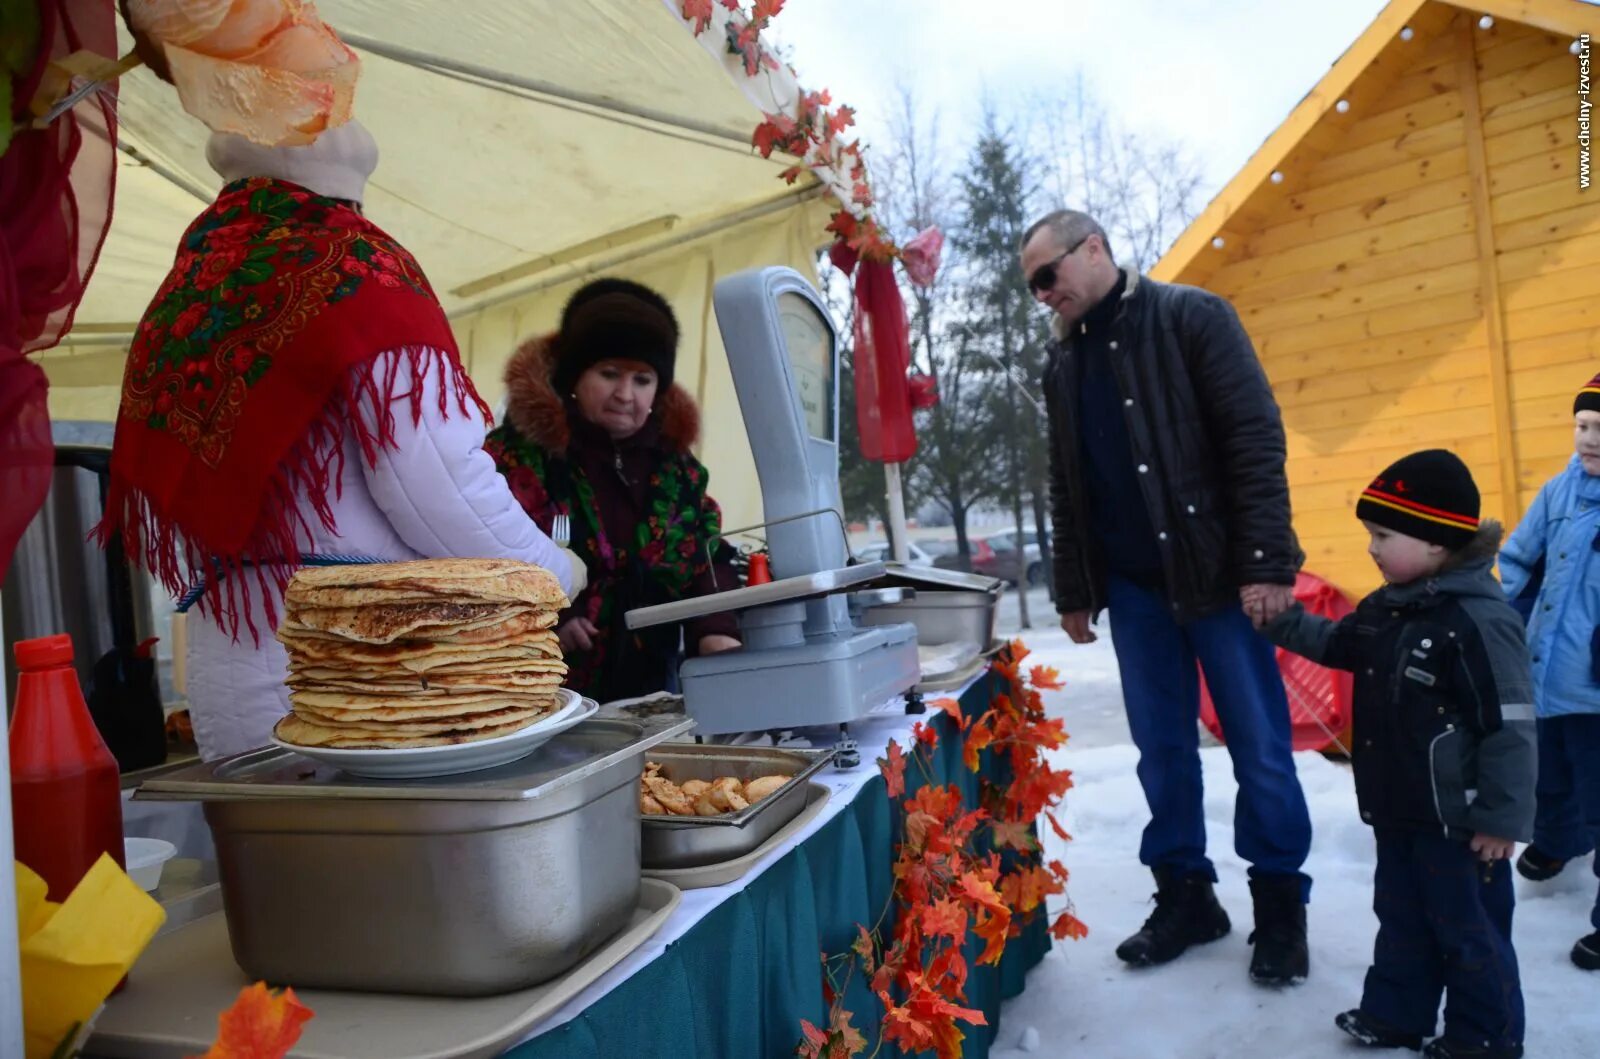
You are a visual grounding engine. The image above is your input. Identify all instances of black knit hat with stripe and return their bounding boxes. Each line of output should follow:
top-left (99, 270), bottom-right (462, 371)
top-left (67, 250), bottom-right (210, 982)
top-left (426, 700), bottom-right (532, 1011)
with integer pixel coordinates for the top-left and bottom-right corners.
top-left (1356, 449), bottom-right (1480, 550)
top-left (1574, 371), bottom-right (1600, 416)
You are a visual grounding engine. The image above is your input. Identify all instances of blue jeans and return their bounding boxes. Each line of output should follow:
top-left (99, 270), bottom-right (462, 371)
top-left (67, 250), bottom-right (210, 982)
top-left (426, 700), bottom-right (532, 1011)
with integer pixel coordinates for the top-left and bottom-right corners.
top-left (1531, 714), bottom-right (1600, 929)
top-left (1362, 830), bottom-right (1523, 1049)
top-left (1105, 576), bottom-right (1313, 896)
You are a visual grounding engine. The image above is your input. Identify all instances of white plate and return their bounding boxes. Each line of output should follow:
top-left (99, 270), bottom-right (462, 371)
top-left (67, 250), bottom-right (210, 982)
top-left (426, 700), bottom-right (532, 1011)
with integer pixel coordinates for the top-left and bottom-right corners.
top-left (270, 689), bottom-right (597, 779)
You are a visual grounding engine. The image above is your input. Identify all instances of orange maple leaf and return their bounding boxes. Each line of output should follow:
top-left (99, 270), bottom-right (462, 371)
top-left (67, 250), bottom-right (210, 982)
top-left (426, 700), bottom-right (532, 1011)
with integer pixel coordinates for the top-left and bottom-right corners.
top-left (988, 819), bottom-right (1036, 853)
top-left (972, 906), bottom-right (1012, 965)
top-left (962, 718), bottom-right (994, 773)
top-left (798, 1018), bottom-right (829, 1059)
top-left (903, 810), bottom-right (939, 854)
top-left (827, 1005), bottom-right (869, 1057)
top-left (193, 982), bottom-right (313, 1059)
top-left (1051, 911), bottom-right (1090, 941)
top-left (934, 697), bottom-right (964, 725)
top-left (921, 896), bottom-right (969, 940)
top-left (913, 721), bottom-right (938, 748)
top-left (880, 980), bottom-right (987, 1059)
top-left (827, 105), bottom-right (856, 138)
top-left (851, 924), bottom-right (876, 973)
top-left (681, 0), bottom-right (715, 33)
top-left (879, 740), bottom-right (907, 798)
top-left (928, 945), bottom-right (969, 995)
top-left (1028, 664), bottom-right (1064, 691)
top-left (906, 784), bottom-right (962, 822)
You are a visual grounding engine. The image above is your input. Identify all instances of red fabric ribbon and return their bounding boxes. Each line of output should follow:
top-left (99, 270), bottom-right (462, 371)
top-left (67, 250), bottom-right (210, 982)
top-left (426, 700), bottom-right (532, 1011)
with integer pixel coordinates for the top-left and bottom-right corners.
top-left (829, 242), bottom-right (918, 464)
top-left (0, 0), bottom-right (118, 583)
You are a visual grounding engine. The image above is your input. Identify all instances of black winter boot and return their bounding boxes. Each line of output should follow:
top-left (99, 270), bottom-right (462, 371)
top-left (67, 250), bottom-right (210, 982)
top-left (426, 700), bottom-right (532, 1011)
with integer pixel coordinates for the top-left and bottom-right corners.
top-left (1513, 845), bottom-right (1568, 882)
top-left (1114, 866), bottom-right (1231, 968)
top-left (1248, 875), bottom-right (1309, 986)
top-left (1420, 1037), bottom-right (1523, 1058)
top-left (1572, 931), bottom-right (1600, 971)
top-left (1334, 1009), bottom-right (1423, 1050)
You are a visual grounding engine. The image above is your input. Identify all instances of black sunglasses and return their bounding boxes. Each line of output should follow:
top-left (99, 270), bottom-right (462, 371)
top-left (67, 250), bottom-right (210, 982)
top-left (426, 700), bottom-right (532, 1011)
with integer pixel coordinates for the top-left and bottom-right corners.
top-left (1026, 235), bottom-right (1090, 293)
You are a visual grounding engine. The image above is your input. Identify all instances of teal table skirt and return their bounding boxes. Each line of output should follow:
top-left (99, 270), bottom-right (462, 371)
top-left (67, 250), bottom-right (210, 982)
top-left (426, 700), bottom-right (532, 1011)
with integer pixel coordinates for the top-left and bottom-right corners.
top-left (510, 669), bottom-right (1052, 1059)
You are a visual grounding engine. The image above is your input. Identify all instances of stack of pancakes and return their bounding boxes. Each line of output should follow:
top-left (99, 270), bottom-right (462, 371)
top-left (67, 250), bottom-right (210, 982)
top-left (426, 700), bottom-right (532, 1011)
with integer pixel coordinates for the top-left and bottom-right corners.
top-left (272, 559), bottom-right (569, 749)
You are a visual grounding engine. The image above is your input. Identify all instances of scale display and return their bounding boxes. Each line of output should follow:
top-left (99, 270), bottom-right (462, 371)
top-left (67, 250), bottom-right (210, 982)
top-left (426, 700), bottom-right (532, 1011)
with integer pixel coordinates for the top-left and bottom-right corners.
top-left (777, 292), bottom-right (835, 443)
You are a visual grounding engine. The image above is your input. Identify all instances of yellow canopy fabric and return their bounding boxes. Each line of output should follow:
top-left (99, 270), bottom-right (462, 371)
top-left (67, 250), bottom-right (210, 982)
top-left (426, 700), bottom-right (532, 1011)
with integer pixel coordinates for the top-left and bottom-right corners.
top-left (43, 0), bottom-right (837, 531)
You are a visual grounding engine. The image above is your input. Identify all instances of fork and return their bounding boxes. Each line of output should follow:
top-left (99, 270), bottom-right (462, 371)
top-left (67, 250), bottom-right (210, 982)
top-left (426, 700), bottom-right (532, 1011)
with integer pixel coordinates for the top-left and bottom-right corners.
top-left (550, 512), bottom-right (570, 549)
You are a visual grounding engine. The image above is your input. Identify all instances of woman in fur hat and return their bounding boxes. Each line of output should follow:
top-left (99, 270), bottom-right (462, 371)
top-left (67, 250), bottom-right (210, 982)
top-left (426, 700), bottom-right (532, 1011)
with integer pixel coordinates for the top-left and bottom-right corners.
top-left (486, 278), bottom-right (741, 704)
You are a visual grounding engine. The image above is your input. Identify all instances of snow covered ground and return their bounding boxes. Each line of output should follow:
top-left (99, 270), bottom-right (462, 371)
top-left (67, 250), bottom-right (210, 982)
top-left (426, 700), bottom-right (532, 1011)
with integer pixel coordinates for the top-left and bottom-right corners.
top-left (985, 587), bottom-right (1597, 1058)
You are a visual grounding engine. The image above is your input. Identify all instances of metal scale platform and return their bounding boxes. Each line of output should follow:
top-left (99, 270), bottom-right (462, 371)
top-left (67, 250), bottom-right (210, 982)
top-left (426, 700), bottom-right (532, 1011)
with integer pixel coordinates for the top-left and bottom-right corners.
top-left (625, 268), bottom-right (920, 759)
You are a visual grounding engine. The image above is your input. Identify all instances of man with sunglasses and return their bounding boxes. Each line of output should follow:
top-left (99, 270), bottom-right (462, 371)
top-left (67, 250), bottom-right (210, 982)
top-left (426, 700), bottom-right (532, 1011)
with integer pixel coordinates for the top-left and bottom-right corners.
top-left (1021, 210), bottom-right (1311, 987)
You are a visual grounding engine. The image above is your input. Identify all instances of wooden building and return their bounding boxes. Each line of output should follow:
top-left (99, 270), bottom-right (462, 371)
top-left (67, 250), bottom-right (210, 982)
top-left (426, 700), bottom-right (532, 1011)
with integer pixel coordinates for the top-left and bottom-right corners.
top-left (1153, 0), bottom-right (1600, 594)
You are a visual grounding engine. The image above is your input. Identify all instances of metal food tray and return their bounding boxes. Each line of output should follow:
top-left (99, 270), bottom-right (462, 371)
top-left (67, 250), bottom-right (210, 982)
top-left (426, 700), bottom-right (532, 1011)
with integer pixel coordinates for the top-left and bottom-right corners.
top-left (641, 744), bottom-right (834, 869)
top-left (87, 879), bottom-right (682, 1059)
top-left (624, 562), bottom-right (888, 629)
top-left (644, 783), bottom-right (831, 889)
top-left (916, 653), bottom-right (991, 693)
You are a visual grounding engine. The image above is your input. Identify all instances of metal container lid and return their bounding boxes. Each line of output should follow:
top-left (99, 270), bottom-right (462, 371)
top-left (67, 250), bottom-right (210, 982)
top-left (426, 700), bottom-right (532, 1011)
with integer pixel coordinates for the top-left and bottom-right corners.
top-left (135, 717), bottom-right (694, 803)
top-left (869, 562), bottom-right (1003, 594)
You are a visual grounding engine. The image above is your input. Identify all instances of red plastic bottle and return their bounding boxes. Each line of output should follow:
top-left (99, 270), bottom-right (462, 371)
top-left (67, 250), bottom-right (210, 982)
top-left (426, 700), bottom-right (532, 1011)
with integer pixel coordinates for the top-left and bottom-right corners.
top-left (746, 553), bottom-right (773, 585)
top-left (9, 634), bottom-right (126, 901)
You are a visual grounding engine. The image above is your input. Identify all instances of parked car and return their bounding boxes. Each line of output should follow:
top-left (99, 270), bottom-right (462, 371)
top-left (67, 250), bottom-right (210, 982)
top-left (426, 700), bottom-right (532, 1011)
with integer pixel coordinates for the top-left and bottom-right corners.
top-left (929, 536), bottom-right (994, 575)
top-left (853, 539), bottom-right (938, 567)
top-left (973, 529), bottom-right (1048, 587)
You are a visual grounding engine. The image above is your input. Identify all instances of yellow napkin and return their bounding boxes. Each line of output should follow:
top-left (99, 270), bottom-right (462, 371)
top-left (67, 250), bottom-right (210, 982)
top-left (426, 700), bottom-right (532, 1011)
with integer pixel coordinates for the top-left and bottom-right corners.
top-left (15, 854), bottom-right (166, 1059)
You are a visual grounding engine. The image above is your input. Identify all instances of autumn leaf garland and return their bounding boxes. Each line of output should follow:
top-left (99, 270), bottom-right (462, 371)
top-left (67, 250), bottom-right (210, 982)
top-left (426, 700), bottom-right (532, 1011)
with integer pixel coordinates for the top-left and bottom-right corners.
top-left (681, 0), bottom-right (899, 262)
top-left (800, 641), bottom-right (1086, 1059)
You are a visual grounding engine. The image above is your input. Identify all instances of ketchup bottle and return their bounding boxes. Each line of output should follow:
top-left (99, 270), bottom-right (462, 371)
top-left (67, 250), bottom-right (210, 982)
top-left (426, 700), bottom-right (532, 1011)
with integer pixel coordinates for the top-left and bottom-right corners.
top-left (9, 634), bottom-right (126, 901)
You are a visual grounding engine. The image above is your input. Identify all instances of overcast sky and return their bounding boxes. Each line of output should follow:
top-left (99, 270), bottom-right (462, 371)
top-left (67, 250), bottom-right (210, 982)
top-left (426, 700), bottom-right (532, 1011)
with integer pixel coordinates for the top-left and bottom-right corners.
top-left (768, 0), bottom-right (1393, 204)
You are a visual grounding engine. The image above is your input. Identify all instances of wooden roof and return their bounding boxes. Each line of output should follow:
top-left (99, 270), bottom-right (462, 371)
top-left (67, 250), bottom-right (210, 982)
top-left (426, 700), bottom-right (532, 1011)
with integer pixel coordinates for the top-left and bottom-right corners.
top-left (1152, 0), bottom-right (1600, 285)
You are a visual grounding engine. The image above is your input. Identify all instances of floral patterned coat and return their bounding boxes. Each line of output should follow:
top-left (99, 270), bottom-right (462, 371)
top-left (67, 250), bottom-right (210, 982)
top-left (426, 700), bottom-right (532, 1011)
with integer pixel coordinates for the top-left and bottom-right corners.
top-left (485, 333), bottom-right (739, 703)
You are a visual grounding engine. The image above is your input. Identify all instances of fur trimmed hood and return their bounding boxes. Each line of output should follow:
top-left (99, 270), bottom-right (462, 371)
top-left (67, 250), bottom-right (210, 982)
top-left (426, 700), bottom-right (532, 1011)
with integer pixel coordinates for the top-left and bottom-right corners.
top-left (501, 332), bottom-right (701, 453)
top-left (1443, 519), bottom-right (1505, 571)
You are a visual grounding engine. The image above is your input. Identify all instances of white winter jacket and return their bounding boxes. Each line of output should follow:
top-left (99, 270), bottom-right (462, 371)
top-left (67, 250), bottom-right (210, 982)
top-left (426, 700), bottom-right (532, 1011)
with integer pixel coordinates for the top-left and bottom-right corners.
top-left (186, 350), bottom-right (575, 760)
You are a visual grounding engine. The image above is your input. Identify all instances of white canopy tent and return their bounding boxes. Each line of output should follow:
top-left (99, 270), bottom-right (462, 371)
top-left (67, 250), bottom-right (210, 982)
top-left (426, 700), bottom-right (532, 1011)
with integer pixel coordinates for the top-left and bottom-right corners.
top-left (40, 0), bottom-right (839, 532)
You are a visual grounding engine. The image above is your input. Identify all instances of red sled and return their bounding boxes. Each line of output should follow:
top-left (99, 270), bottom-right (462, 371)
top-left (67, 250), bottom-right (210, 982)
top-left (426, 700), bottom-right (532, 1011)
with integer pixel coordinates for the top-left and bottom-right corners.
top-left (1201, 572), bottom-right (1355, 755)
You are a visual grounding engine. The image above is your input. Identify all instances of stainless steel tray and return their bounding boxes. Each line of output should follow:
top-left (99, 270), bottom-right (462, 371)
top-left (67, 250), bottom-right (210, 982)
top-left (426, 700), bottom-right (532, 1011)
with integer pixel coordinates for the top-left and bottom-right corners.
top-left (640, 744), bottom-right (833, 869)
top-left (136, 717), bottom-right (694, 805)
top-left (644, 783), bottom-right (831, 889)
top-left (862, 589), bottom-right (999, 650)
top-left (624, 562), bottom-right (887, 629)
top-left (916, 654), bottom-right (990, 693)
top-left (87, 879), bottom-right (682, 1059)
top-left (130, 719), bottom-right (694, 996)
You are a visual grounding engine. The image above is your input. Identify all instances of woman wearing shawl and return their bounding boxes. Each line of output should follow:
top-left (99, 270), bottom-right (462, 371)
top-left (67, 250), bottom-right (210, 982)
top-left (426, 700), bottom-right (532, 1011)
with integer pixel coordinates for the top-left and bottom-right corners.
top-left (97, 121), bottom-right (582, 760)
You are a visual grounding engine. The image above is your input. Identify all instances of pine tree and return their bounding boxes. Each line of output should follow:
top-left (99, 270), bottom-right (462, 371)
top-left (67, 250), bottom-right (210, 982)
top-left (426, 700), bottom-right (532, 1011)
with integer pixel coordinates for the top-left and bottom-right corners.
top-left (954, 111), bottom-right (1053, 628)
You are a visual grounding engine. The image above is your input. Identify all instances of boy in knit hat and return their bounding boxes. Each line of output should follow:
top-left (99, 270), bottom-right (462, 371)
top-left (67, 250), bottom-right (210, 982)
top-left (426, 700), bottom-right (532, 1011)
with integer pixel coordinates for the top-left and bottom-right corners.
top-left (1498, 371), bottom-right (1600, 972)
top-left (1264, 449), bottom-right (1536, 1059)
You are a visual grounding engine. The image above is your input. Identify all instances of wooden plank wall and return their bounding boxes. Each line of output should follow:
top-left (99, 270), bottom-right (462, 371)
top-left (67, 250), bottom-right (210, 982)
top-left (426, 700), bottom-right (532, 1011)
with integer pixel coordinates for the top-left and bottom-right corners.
top-left (1202, 12), bottom-right (1593, 596)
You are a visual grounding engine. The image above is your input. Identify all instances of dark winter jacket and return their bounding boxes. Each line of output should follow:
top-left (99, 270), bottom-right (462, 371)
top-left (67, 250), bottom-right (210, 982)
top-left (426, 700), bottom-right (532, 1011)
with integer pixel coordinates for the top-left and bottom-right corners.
top-left (485, 334), bottom-right (739, 704)
top-left (1265, 523), bottom-right (1537, 842)
top-left (1043, 268), bottom-right (1302, 621)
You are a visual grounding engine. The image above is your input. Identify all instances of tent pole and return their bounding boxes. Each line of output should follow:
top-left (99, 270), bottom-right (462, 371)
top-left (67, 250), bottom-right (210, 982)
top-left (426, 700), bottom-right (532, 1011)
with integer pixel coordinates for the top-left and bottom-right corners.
top-left (450, 184), bottom-right (828, 317)
top-left (885, 463), bottom-right (909, 563)
top-left (0, 597), bottom-right (25, 1058)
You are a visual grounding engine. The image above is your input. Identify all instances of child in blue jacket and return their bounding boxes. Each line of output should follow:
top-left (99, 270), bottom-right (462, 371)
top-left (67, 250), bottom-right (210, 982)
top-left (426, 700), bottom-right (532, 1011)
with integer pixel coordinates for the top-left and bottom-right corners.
top-left (1499, 370), bottom-right (1600, 972)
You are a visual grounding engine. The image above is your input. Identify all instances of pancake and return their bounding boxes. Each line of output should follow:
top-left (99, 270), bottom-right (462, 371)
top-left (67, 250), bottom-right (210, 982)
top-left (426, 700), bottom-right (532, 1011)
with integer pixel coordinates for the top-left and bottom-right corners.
top-left (274, 711), bottom-right (542, 748)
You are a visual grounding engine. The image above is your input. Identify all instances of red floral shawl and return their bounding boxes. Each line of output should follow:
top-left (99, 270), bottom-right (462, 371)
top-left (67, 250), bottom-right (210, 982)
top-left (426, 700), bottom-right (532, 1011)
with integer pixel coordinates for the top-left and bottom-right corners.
top-left (98, 177), bottom-right (489, 636)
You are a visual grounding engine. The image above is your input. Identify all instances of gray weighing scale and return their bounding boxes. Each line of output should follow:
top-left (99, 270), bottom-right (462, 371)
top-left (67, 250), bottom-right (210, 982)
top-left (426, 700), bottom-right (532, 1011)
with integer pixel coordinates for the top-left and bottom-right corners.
top-left (624, 267), bottom-right (920, 761)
